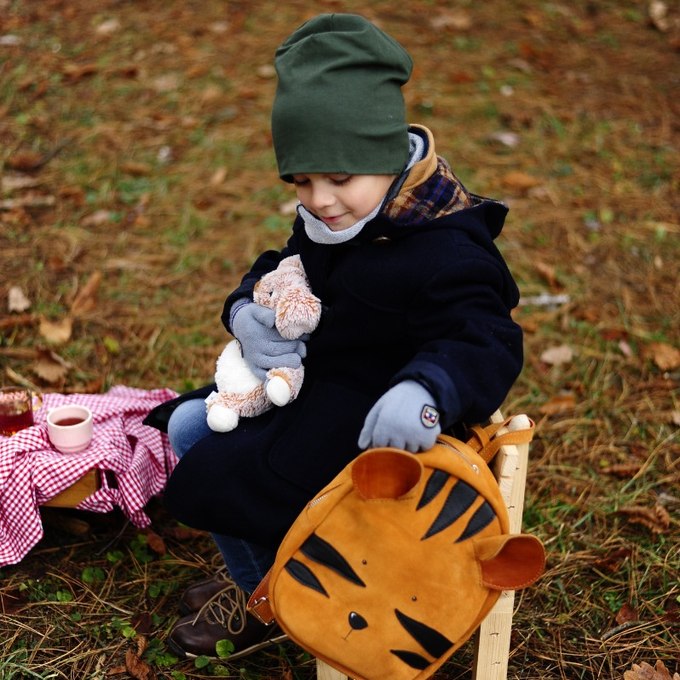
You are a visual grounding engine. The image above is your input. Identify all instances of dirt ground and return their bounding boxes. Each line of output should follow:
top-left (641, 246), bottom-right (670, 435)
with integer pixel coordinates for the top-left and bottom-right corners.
top-left (1, 0), bottom-right (678, 678)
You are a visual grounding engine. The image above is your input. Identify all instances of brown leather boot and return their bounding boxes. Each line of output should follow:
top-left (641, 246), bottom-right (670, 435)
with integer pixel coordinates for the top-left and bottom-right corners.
top-left (179, 567), bottom-right (233, 615)
top-left (168, 581), bottom-right (287, 659)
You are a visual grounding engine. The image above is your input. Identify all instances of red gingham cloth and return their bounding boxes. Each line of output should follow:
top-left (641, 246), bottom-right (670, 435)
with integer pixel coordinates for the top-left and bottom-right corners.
top-left (0, 385), bottom-right (178, 567)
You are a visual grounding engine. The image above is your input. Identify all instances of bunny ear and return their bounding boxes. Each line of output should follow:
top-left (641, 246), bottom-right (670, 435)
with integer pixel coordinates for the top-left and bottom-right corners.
top-left (351, 449), bottom-right (423, 500)
top-left (279, 254), bottom-right (304, 272)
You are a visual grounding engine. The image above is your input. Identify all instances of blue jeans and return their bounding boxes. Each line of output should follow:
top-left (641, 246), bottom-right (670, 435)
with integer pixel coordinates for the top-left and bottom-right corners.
top-left (167, 398), bottom-right (275, 593)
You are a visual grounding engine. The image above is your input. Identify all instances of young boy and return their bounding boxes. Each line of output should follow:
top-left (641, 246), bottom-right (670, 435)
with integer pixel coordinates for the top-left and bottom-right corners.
top-left (146, 13), bottom-right (523, 660)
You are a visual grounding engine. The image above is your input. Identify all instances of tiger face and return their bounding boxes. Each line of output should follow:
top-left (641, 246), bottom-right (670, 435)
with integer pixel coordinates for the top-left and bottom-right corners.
top-left (270, 444), bottom-right (544, 680)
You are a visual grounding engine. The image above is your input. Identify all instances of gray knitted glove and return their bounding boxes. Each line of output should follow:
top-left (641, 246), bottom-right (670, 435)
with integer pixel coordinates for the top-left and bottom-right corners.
top-left (231, 302), bottom-right (307, 381)
top-left (358, 380), bottom-right (441, 453)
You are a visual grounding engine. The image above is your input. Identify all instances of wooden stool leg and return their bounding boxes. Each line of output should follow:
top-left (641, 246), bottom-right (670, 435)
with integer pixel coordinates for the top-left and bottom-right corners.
top-left (472, 410), bottom-right (531, 680)
top-left (316, 659), bottom-right (347, 680)
top-left (472, 589), bottom-right (517, 680)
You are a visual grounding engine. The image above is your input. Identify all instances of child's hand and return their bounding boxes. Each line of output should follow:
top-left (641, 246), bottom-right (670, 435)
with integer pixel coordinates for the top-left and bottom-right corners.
top-left (232, 303), bottom-right (307, 381)
top-left (358, 380), bottom-right (441, 453)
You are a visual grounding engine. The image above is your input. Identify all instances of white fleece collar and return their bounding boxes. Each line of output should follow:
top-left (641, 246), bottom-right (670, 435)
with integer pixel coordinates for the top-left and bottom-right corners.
top-left (298, 131), bottom-right (426, 244)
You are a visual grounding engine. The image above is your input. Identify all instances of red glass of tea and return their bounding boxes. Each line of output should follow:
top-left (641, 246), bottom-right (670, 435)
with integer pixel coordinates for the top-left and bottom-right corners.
top-left (0, 386), bottom-right (38, 436)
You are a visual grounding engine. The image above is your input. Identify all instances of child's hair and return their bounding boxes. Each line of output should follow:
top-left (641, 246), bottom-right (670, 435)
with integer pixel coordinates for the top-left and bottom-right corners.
top-left (271, 13), bottom-right (413, 182)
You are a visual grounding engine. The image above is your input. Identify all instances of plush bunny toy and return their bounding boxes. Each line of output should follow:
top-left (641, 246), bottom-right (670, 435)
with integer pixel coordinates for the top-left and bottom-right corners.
top-left (205, 255), bottom-right (322, 432)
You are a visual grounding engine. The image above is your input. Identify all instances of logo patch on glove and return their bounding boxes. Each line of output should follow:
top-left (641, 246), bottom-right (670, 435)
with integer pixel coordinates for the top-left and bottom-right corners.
top-left (421, 405), bottom-right (440, 428)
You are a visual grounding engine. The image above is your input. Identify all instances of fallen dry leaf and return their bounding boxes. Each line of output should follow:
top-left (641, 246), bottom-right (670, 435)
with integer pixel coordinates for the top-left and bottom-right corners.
top-left (1, 174), bottom-right (43, 192)
top-left (449, 70), bottom-right (475, 84)
top-left (210, 166), bottom-right (228, 186)
top-left (39, 316), bottom-right (73, 345)
top-left (165, 525), bottom-right (207, 540)
top-left (200, 84), bottom-right (223, 103)
top-left (8, 286), bottom-right (31, 313)
top-left (135, 635), bottom-right (148, 656)
top-left (80, 209), bottom-right (113, 227)
top-left (119, 161), bottom-right (152, 177)
top-left (151, 73), bottom-right (180, 93)
top-left (539, 392), bottom-right (576, 415)
top-left (95, 18), bottom-right (121, 35)
top-left (209, 20), bottom-right (230, 34)
top-left (143, 529), bottom-right (167, 556)
top-left (601, 327), bottom-right (628, 342)
top-left (5, 141), bottom-right (70, 175)
top-left (256, 63), bottom-right (276, 79)
top-left (501, 170), bottom-right (542, 192)
top-left (113, 64), bottom-right (139, 79)
top-left (430, 10), bottom-right (472, 31)
top-left (649, 1), bottom-right (671, 32)
top-left (62, 62), bottom-right (98, 82)
top-left (540, 344), bottom-right (574, 366)
top-left (534, 261), bottom-right (561, 288)
top-left (624, 659), bottom-right (680, 680)
top-left (31, 349), bottom-right (72, 384)
top-left (71, 271), bottom-right (102, 317)
top-left (125, 645), bottom-right (155, 680)
top-left (592, 546), bottom-right (632, 573)
top-left (616, 602), bottom-right (639, 626)
top-left (107, 664), bottom-right (127, 675)
top-left (0, 195), bottom-right (56, 210)
top-left (0, 35), bottom-right (22, 47)
top-left (489, 130), bottom-right (520, 148)
top-left (618, 504), bottom-right (671, 534)
top-left (602, 463), bottom-right (643, 478)
top-left (645, 342), bottom-right (680, 371)
top-left (32, 360), bottom-right (68, 384)
top-left (17, 76), bottom-right (48, 97)
top-left (59, 185), bottom-right (86, 205)
top-left (4, 150), bottom-right (44, 172)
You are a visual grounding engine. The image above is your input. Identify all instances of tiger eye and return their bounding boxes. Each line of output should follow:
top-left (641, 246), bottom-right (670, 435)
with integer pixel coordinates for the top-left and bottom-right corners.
top-left (348, 611), bottom-right (368, 630)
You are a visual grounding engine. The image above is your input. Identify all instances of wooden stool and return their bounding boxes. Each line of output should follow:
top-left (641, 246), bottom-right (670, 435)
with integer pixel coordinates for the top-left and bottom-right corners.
top-left (41, 469), bottom-right (100, 508)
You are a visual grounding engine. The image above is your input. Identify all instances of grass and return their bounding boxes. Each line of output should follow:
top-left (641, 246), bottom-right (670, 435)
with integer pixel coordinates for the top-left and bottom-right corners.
top-left (1, 0), bottom-right (679, 678)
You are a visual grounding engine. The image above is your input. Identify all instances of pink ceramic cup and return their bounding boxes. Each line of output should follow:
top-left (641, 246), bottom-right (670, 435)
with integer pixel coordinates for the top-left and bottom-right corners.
top-left (47, 404), bottom-right (94, 454)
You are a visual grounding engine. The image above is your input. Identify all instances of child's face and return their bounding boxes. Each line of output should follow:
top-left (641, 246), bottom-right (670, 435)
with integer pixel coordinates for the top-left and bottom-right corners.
top-left (292, 174), bottom-right (396, 231)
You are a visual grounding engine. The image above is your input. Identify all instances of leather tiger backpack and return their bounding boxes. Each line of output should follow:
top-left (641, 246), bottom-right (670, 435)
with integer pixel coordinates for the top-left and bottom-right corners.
top-left (248, 415), bottom-right (545, 680)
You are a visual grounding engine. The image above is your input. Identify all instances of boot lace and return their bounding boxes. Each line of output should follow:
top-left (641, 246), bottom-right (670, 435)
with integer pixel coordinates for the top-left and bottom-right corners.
top-left (195, 581), bottom-right (248, 635)
top-left (212, 565), bottom-right (231, 583)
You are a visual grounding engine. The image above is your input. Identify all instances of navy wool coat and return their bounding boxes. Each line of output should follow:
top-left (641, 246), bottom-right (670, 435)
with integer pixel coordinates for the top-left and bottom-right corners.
top-left (145, 195), bottom-right (523, 550)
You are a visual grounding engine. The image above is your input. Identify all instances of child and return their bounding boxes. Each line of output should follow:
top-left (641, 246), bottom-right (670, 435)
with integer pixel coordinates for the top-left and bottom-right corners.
top-left (145, 13), bottom-right (523, 660)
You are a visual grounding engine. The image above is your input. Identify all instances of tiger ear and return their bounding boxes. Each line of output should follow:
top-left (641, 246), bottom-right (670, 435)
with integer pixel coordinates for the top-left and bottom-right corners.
top-left (475, 534), bottom-right (545, 590)
top-left (352, 450), bottom-right (423, 500)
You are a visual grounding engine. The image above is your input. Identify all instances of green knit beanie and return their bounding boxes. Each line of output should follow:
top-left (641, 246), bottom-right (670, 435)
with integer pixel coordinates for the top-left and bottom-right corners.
top-left (272, 14), bottom-right (413, 182)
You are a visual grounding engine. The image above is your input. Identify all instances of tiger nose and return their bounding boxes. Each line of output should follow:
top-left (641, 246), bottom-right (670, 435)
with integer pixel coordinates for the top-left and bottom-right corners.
top-left (348, 611), bottom-right (368, 630)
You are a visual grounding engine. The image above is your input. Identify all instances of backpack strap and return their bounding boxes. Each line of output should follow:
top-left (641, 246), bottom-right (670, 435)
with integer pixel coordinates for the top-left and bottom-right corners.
top-left (247, 569), bottom-right (276, 625)
top-left (466, 415), bottom-right (535, 464)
